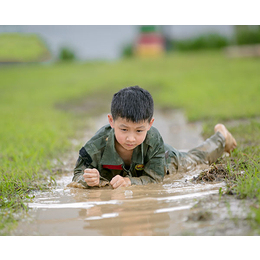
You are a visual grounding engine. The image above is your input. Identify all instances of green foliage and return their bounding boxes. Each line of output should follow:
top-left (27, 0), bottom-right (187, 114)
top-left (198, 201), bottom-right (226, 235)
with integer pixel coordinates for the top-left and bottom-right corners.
top-left (171, 34), bottom-right (230, 51)
top-left (122, 44), bottom-right (134, 58)
top-left (234, 161), bottom-right (260, 199)
top-left (59, 47), bottom-right (75, 61)
top-left (0, 33), bottom-right (51, 62)
top-left (140, 25), bottom-right (159, 33)
top-left (235, 26), bottom-right (260, 45)
top-left (251, 207), bottom-right (260, 225)
top-left (232, 130), bottom-right (260, 200)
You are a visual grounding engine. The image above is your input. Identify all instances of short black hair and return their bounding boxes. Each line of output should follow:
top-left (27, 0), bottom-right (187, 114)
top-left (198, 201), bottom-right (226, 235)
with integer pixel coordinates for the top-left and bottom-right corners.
top-left (111, 86), bottom-right (154, 122)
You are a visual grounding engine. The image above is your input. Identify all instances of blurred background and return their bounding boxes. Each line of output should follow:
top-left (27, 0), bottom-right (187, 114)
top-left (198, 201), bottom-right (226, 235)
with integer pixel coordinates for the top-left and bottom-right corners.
top-left (1, 25), bottom-right (260, 62)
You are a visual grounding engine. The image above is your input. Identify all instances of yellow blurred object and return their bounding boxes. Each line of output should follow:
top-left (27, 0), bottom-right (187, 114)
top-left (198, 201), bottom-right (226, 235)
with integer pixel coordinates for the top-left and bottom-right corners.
top-left (135, 43), bottom-right (164, 57)
top-left (134, 28), bottom-right (165, 58)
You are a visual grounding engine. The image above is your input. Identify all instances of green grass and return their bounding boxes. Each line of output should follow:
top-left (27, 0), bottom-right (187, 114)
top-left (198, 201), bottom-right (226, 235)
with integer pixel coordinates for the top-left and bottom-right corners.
top-left (0, 33), bottom-right (51, 62)
top-left (1, 50), bottom-right (260, 234)
top-left (226, 122), bottom-right (260, 226)
top-left (203, 120), bottom-right (260, 230)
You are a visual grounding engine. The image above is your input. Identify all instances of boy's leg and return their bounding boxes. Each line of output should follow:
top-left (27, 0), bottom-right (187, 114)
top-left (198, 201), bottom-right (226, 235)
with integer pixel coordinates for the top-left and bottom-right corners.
top-left (166, 124), bottom-right (237, 173)
top-left (214, 124), bottom-right (237, 154)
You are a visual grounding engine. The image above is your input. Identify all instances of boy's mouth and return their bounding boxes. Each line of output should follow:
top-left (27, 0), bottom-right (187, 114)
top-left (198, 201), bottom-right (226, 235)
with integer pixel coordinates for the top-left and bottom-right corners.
top-left (125, 143), bottom-right (135, 148)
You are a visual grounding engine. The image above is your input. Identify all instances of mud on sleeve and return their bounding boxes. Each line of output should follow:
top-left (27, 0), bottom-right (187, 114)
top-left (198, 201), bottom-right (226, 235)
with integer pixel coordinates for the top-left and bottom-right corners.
top-left (72, 146), bottom-right (95, 183)
top-left (72, 157), bottom-right (90, 188)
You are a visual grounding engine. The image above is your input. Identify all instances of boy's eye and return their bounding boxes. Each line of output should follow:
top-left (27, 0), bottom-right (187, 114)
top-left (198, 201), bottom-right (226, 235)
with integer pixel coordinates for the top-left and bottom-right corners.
top-left (137, 130), bottom-right (144, 133)
top-left (121, 129), bottom-right (127, 132)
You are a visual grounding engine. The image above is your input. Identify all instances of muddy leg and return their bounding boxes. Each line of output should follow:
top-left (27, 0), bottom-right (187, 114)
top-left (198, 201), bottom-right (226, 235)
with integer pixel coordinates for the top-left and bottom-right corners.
top-left (166, 124), bottom-right (237, 174)
top-left (214, 124), bottom-right (237, 154)
top-left (181, 124), bottom-right (237, 167)
top-left (166, 130), bottom-right (226, 173)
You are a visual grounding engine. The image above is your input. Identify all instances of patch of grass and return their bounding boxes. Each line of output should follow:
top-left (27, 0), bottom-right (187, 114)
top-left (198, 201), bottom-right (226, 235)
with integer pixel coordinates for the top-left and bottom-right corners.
top-left (202, 120), bottom-right (260, 229)
top-left (0, 62), bottom-right (112, 234)
top-left (0, 33), bottom-right (51, 62)
top-left (1, 50), bottom-right (260, 234)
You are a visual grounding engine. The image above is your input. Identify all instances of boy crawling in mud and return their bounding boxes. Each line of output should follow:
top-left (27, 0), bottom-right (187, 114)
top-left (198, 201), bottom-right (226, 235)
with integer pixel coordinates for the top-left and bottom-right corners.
top-left (69, 86), bottom-right (237, 189)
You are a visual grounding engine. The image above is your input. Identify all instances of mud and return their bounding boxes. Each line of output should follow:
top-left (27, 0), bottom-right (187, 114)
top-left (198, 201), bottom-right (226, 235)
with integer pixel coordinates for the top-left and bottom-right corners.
top-left (12, 109), bottom-right (254, 235)
top-left (192, 164), bottom-right (230, 183)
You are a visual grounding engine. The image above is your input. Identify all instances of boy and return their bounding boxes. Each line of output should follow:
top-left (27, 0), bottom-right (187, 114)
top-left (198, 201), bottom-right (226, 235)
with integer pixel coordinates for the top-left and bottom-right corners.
top-left (70, 86), bottom-right (237, 189)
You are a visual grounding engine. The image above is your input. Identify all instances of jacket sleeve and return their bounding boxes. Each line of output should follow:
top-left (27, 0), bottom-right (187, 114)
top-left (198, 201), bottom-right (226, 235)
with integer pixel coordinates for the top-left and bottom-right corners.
top-left (72, 157), bottom-right (91, 188)
top-left (73, 152), bottom-right (110, 188)
top-left (127, 142), bottom-right (166, 186)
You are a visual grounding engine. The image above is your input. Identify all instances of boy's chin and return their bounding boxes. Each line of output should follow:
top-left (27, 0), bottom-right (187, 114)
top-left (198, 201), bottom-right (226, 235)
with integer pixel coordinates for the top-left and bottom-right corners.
top-left (123, 144), bottom-right (137, 150)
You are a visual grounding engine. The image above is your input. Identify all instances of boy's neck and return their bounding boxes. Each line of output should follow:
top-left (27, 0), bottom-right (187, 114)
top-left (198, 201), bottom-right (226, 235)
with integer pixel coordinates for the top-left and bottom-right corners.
top-left (115, 140), bottom-right (133, 167)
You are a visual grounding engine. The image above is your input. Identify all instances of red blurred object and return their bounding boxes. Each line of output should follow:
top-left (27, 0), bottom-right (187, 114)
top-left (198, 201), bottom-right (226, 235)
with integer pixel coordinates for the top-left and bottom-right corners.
top-left (137, 33), bottom-right (164, 45)
top-left (135, 31), bottom-right (165, 57)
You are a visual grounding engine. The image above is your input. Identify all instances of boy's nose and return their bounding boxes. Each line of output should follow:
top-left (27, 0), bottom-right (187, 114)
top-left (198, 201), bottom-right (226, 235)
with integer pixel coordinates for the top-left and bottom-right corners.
top-left (126, 135), bottom-right (135, 142)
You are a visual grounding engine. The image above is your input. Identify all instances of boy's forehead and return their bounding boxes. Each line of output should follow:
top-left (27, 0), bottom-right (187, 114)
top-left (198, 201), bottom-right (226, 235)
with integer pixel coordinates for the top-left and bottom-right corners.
top-left (115, 117), bottom-right (150, 126)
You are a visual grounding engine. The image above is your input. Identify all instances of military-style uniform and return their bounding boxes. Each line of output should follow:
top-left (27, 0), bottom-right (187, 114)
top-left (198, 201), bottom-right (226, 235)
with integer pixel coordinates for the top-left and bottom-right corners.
top-left (72, 124), bottom-right (226, 188)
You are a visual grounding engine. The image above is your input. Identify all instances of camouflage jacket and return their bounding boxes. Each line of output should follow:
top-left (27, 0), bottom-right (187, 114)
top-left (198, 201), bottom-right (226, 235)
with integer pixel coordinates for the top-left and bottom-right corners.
top-left (72, 124), bottom-right (176, 188)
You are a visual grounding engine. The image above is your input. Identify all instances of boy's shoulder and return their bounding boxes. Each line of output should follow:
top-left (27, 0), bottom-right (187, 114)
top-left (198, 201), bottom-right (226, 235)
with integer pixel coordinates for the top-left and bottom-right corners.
top-left (144, 126), bottom-right (164, 147)
top-left (93, 124), bottom-right (111, 137)
top-left (83, 124), bottom-right (112, 152)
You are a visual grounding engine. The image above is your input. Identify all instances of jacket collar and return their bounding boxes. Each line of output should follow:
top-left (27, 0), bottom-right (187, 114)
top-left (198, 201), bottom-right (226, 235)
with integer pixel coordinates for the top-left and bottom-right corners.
top-left (100, 128), bottom-right (144, 167)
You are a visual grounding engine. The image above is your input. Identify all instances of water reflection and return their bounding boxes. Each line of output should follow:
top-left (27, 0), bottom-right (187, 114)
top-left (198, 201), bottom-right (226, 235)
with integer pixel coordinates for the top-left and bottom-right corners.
top-left (67, 186), bottom-right (169, 235)
top-left (48, 170), bottom-right (220, 235)
top-left (83, 185), bottom-right (170, 235)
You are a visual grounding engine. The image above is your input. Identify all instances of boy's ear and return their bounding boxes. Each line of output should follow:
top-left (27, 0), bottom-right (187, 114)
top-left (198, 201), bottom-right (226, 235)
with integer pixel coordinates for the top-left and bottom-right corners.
top-left (108, 114), bottom-right (114, 128)
top-left (148, 118), bottom-right (154, 130)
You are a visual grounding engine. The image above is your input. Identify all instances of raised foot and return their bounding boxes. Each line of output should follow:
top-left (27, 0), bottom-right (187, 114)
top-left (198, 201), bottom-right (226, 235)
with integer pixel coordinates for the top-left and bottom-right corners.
top-left (214, 123), bottom-right (237, 154)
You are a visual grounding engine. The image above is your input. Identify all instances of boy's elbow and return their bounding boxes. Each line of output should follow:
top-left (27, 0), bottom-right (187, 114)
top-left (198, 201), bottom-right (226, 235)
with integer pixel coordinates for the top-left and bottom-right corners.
top-left (145, 167), bottom-right (165, 183)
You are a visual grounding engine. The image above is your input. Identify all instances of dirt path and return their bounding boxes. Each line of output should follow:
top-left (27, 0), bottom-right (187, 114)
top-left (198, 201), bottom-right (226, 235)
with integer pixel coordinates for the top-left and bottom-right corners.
top-left (12, 109), bottom-right (253, 235)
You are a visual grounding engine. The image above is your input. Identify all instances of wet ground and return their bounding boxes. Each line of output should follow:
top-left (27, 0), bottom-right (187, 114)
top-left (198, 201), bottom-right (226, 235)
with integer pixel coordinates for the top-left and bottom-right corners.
top-left (12, 110), bottom-right (253, 235)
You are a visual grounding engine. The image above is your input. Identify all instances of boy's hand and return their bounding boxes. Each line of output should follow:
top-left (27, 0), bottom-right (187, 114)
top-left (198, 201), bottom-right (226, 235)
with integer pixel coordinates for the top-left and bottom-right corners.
top-left (83, 168), bottom-right (100, 187)
top-left (110, 175), bottom-right (131, 189)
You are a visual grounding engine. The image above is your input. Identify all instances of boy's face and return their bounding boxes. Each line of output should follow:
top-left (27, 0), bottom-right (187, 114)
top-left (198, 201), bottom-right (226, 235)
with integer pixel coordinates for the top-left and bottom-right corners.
top-left (108, 115), bottom-right (154, 151)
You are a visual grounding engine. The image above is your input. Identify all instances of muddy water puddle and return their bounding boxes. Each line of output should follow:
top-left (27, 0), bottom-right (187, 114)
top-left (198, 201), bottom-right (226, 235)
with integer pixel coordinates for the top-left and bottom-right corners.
top-left (12, 110), bottom-right (252, 235)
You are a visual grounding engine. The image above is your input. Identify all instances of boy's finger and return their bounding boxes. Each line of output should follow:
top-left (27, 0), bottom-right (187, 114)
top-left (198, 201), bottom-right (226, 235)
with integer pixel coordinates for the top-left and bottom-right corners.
top-left (87, 181), bottom-right (98, 187)
top-left (111, 179), bottom-right (123, 189)
top-left (86, 178), bottom-right (99, 185)
top-left (83, 173), bottom-right (97, 178)
top-left (115, 182), bottom-right (121, 189)
top-left (111, 182), bottom-right (118, 189)
top-left (84, 169), bottom-right (98, 173)
top-left (110, 179), bottom-right (116, 187)
top-left (85, 177), bottom-right (98, 182)
top-left (88, 178), bottom-right (98, 183)
top-left (110, 176), bottom-right (118, 186)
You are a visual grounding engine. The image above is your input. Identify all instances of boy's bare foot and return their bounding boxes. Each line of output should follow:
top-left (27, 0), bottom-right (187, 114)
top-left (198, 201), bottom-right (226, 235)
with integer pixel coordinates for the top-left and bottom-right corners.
top-left (214, 124), bottom-right (237, 154)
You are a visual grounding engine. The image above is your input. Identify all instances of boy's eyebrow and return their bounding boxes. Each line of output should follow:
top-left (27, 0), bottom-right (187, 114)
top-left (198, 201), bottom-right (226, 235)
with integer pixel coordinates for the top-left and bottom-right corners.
top-left (119, 124), bottom-right (129, 128)
top-left (119, 124), bottom-right (146, 129)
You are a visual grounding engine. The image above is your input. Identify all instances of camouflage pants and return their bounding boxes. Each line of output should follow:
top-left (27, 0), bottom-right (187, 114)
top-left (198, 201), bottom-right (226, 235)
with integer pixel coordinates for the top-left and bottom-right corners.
top-left (165, 131), bottom-right (225, 175)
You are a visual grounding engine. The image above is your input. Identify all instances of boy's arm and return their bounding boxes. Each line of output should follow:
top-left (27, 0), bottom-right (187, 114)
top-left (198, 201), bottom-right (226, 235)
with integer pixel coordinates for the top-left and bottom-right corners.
top-left (73, 156), bottom-right (110, 188)
top-left (127, 143), bottom-right (166, 186)
top-left (73, 157), bottom-right (91, 188)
